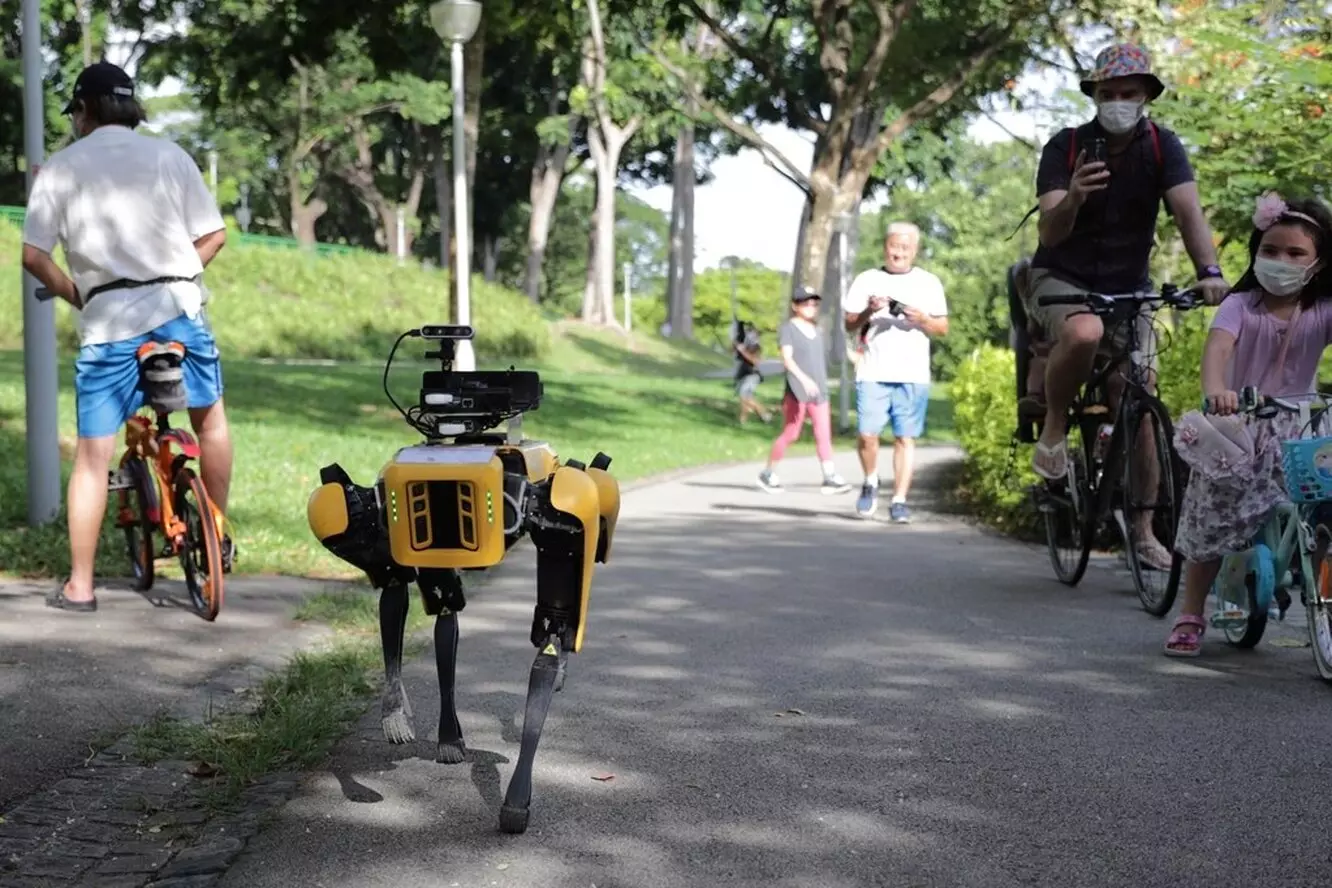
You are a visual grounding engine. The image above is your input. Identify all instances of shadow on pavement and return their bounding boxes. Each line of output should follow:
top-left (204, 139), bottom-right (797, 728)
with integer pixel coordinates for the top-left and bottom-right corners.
top-left (216, 459), bottom-right (1332, 888)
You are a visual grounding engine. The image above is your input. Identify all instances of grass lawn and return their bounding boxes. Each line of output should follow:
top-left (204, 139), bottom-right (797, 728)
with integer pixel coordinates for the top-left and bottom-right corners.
top-left (0, 329), bottom-right (956, 580)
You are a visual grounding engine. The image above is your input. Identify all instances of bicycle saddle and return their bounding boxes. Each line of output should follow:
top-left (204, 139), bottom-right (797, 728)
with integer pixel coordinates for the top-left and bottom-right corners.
top-left (136, 341), bottom-right (189, 415)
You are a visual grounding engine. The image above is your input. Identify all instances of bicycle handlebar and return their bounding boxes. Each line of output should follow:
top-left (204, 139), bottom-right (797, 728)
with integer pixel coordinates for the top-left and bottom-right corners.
top-left (1037, 284), bottom-right (1204, 313)
top-left (1203, 386), bottom-right (1326, 418)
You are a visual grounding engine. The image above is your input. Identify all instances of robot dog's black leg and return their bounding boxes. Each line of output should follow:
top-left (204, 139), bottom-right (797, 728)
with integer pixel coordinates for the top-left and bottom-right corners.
top-left (378, 580), bottom-right (414, 743)
top-left (498, 636), bottom-right (562, 835)
top-left (419, 568), bottom-right (469, 765)
top-left (434, 610), bottom-right (466, 763)
top-left (499, 544), bottom-right (581, 835)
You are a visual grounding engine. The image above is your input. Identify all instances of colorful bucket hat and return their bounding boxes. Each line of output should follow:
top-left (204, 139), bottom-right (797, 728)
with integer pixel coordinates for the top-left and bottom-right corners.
top-left (1079, 43), bottom-right (1165, 100)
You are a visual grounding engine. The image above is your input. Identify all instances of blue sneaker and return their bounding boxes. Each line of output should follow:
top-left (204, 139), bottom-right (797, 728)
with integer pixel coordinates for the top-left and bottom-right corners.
top-left (889, 502), bottom-right (911, 524)
top-left (855, 483), bottom-right (878, 518)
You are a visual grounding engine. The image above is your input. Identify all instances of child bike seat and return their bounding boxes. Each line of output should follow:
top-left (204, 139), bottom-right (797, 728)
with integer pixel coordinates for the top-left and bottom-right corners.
top-left (136, 341), bottom-right (189, 415)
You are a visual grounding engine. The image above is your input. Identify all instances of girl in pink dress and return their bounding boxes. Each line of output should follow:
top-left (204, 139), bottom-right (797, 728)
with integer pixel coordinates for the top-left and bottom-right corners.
top-left (1166, 194), bottom-right (1332, 657)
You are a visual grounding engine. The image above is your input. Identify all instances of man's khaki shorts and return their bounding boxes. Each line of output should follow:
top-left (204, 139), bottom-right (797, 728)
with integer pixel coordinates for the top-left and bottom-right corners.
top-left (1024, 268), bottom-right (1158, 373)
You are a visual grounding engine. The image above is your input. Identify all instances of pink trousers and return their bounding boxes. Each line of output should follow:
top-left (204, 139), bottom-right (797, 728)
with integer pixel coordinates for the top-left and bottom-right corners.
top-left (769, 394), bottom-right (834, 463)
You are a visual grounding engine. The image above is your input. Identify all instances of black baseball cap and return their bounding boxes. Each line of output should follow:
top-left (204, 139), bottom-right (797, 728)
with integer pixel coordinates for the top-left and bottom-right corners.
top-left (792, 286), bottom-right (821, 303)
top-left (63, 62), bottom-right (136, 114)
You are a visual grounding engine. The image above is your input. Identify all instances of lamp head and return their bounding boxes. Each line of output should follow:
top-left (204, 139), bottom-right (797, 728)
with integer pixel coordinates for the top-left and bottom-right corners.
top-left (430, 0), bottom-right (482, 43)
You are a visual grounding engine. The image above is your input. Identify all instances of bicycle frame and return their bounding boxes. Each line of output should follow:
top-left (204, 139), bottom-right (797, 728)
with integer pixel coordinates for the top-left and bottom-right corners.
top-left (1062, 303), bottom-right (1162, 535)
top-left (1260, 501), bottom-right (1315, 593)
top-left (116, 413), bottom-right (191, 547)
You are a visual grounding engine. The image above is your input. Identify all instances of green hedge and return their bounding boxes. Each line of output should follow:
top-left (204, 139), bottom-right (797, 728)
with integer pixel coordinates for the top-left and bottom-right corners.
top-left (951, 344), bottom-right (1042, 536)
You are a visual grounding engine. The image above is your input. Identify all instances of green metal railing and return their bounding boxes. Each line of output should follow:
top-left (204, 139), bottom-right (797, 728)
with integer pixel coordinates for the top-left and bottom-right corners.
top-left (0, 205), bottom-right (367, 259)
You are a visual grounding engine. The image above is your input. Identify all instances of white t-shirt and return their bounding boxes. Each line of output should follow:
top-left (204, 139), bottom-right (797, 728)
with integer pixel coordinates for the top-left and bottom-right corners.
top-left (841, 266), bottom-right (948, 385)
top-left (23, 125), bottom-right (225, 346)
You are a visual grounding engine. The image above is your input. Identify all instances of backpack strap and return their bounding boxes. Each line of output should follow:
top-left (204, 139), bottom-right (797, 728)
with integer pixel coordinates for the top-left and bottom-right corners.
top-left (1007, 128), bottom-right (1076, 241)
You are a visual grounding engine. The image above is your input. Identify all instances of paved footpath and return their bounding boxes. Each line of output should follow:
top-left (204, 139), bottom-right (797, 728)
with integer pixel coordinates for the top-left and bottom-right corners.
top-left (0, 574), bottom-right (341, 886)
top-left (6, 448), bottom-right (1330, 887)
top-left (207, 448), bottom-right (1326, 888)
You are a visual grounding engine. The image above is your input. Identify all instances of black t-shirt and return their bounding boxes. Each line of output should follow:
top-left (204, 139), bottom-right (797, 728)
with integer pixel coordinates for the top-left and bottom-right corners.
top-left (1030, 118), bottom-right (1194, 294)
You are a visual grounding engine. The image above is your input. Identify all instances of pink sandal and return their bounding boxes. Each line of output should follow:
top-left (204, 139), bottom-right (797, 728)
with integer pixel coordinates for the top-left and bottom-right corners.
top-left (1164, 615), bottom-right (1206, 658)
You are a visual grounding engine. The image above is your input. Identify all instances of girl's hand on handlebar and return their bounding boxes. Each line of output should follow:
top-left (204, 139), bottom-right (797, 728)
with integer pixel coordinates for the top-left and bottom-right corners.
top-left (1197, 277), bottom-right (1231, 306)
top-left (1068, 150), bottom-right (1109, 204)
top-left (1205, 390), bottom-right (1239, 416)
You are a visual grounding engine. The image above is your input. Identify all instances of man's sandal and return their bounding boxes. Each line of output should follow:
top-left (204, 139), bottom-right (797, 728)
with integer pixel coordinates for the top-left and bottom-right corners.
top-left (1132, 537), bottom-right (1176, 572)
top-left (46, 580), bottom-right (97, 613)
top-left (1032, 438), bottom-right (1068, 480)
top-left (1163, 615), bottom-right (1205, 657)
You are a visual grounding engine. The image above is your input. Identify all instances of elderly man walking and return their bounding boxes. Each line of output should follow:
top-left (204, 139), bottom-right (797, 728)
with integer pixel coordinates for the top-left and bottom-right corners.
top-left (841, 222), bottom-right (949, 523)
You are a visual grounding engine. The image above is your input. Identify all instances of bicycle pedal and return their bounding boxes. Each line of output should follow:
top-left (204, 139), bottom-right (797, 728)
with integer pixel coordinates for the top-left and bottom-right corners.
top-left (107, 470), bottom-right (133, 491)
top-left (1209, 610), bottom-right (1248, 629)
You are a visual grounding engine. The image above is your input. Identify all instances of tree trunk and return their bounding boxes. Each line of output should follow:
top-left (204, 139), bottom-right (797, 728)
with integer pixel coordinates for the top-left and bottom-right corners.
top-left (594, 156), bottom-right (618, 325)
top-left (667, 121), bottom-right (696, 338)
top-left (483, 235), bottom-right (497, 281)
top-left (665, 147), bottom-right (685, 326)
top-left (579, 0), bottom-right (640, 324)
top-left (288, 166), bottom-right (326, 247)
top-left (523, 104), bottom-right (573, 304)
top-left (797, 107), bottom-right (880, 290)
top-left (581, 202), bottom-right (600, 322)
top-left (582, 131), bottom-right (626, 325)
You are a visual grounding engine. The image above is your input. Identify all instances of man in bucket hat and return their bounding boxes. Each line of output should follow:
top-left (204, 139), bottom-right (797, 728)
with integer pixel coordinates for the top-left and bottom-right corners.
top-left (1023, 41), bottom-right (1229, 570)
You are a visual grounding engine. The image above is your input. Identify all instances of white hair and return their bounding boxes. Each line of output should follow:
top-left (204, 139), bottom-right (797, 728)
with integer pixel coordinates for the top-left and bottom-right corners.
top-left (885, 221), bottom-right (920, 243)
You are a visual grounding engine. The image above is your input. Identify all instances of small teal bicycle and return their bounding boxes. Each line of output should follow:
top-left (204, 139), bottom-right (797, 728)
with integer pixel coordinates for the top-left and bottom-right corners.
top-left (1206, 387), bottom-right (1332, 680)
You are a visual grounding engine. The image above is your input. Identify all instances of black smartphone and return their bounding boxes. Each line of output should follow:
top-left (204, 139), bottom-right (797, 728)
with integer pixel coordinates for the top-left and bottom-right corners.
top-left (1087, 138), bottom-right (1107, 165)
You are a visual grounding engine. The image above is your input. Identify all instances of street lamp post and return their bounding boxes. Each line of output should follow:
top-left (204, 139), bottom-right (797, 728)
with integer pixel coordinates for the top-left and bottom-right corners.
top-left (21, 0), bottom-right (60, 526)
top-left (430, 0), bottom-right (482, 372)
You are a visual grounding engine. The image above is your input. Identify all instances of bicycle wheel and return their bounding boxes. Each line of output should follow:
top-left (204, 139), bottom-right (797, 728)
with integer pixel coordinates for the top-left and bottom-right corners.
top-left (1122, 397), bottom-right (1184, 616)
top-left (1222, 547), bottom-right (1271, 648)
top-left (117, 458), bottom-right (156, 591)
top-left (1307, 526), bottom-right (1332, 680)
top-left (1041, 423), bottom-right (1094, 586)
top-left (173, 467), bottom-right (224, 621)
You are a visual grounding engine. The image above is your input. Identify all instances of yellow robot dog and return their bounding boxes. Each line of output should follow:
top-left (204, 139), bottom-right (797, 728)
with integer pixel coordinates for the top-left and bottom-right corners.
top-left (306, 325), bottom-right (619, 834)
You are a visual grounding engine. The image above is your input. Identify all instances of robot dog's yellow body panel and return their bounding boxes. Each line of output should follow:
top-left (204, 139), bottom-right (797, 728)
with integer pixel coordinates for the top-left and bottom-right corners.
top-left (305, 438), bottom-right (620, 653)
top-left (380, 444), bottom-right (508, 570)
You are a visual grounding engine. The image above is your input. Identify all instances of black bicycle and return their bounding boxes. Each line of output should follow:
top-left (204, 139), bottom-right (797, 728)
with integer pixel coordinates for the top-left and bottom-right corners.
top-left (1032, 283), bottom-right (1203, 615)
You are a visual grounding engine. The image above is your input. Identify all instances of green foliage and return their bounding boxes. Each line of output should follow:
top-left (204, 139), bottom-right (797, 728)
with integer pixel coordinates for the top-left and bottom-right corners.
top-left (950, 344), bottom-right (1040, 536)
top-left (1154, 308), bottom-right (1214, 421)
top-left (1140, 1), bottom-right (1332, 245)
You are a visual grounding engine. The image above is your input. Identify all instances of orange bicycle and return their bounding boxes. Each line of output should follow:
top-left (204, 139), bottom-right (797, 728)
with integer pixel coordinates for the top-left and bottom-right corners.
top-left (35, 286), bottom-right (225, 619)
top-left (111, 341), bottom-right (226, 620)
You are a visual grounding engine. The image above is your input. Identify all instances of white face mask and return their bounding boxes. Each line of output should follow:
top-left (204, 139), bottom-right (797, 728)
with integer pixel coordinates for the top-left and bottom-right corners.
top-left (1097, 100), bottom-right (1143, 134)
top-left (1253, 256), bottom-right (1318, 297)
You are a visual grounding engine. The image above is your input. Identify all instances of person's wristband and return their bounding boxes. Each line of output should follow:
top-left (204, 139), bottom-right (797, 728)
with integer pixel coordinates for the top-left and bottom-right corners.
top-left (1198, 264), bottom-right (1224, 280)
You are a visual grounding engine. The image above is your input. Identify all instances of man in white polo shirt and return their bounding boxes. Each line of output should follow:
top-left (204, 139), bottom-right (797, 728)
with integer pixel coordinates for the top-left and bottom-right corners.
top-left (21, 62), bottom-right (233, 612)
top-left (841, 222), bottom-right (949, 523)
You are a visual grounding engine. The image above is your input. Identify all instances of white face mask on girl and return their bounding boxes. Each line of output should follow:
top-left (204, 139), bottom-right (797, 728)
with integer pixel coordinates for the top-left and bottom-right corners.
top-left (1097, 100), bottom-right (1143, 134)
top-left (1254, 257), bottom-right (1318, 297)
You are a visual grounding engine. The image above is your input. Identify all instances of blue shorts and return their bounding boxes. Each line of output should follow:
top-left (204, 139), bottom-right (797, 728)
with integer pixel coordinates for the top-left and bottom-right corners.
top-left (75, 313), bottom-right (224, 439)
top-left (856, 381), bottom-right (930, 439)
